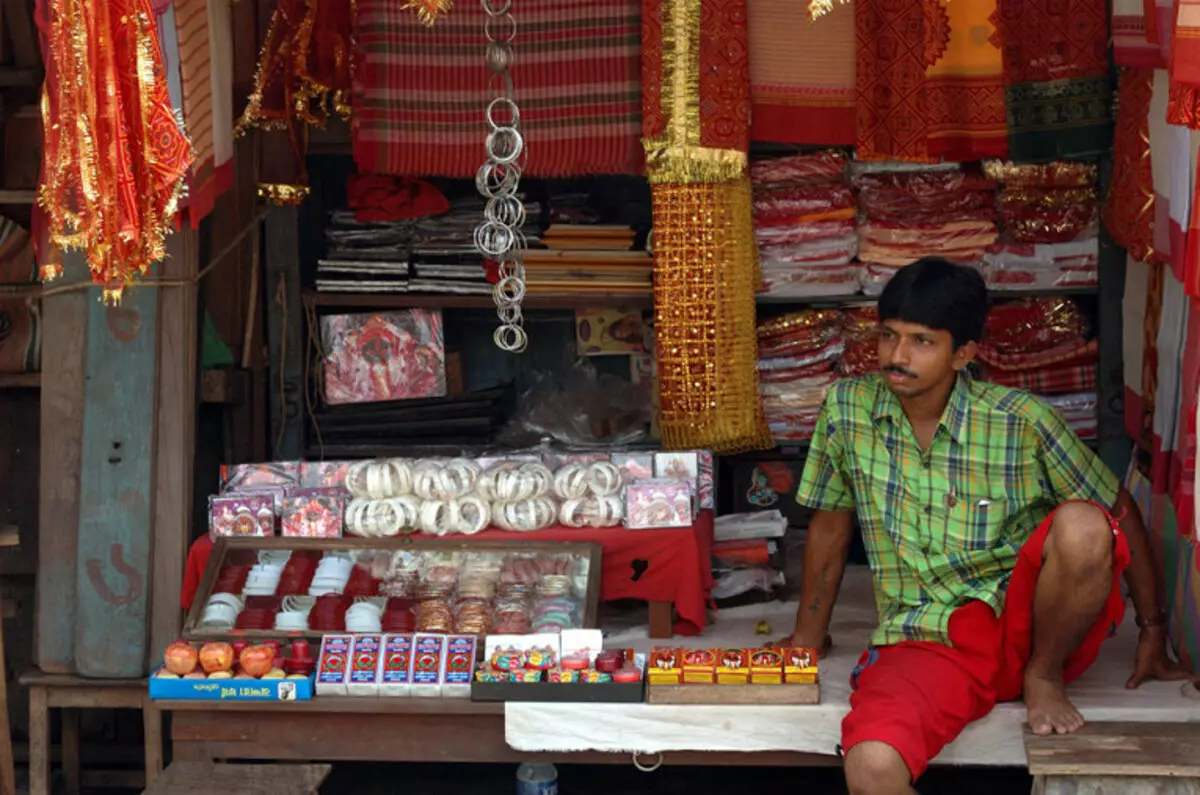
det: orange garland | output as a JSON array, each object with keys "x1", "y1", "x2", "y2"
[{"x1": 36, "y1": 0, "x2": 193, "y2": 302}]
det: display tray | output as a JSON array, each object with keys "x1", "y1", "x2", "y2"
[
  {"x1": 471, "y1": 680, "x2": 645, "y2": 704},
  {"x1": 184, "y1": 536, "x2": 603, "y2": 642},
  {"x1": 149, "y1": 668, "x2": 315, "y2": 702},
  {"x1": 646, "y1": 683, "x2": 819, "y2": 705}
]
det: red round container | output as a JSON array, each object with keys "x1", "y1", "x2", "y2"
[
  {"x1": 561, "y1": 655, "x2": 589, "y2": 671},
  {"x1": 612, "y1": 666, "x2": 641, "y2": 684}
]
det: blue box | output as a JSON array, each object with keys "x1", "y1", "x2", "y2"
[{"x1": 148, "y1": 668, "x2": 314, "y2": 701}]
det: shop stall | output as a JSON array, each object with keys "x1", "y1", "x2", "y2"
[{"x1": 24, "y1": 0, "x2": 1200, "y2": 786}]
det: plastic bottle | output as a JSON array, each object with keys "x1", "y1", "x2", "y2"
[{"x1": 515, "y1": 762, "x2": 558, "y2": 795}]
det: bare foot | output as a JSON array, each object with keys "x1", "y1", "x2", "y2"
[{"x1": 1025, "y1": 673, "x2": 1085, "y2": 736}]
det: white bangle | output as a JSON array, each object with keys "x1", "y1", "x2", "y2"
[
  {"x1": 559, "y1": 498, "x2": 587, "y2": 527},
  {"x1": 419, "y1": 500, "x2": 452, "y2": 535},
  {"x1": 387, "y1": 458, "x2": 414, "y2": 496},
  {"x1": 441, "y1": 458, "x2": 480, "y2": 498},
  {"x1": 521, "y1": 463, "x2": 553, "y2": 498},
  {"x1": 413, "y1": 463, "x2": 442, "y2": 501},
  {"x1": 478, "y1": 461, "x2": 520, "y2": 501},
  {"x1": 587, "y1": 461, "x2": 623, "y2": 497},
  {"x1": 452, "y1": 496, "x2": 490, "y2": 535},
  {"x1": 554, "y1": 463, "x2": 589, "y2": 500}
]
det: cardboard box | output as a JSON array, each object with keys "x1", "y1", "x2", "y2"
[
  {"x1": 749, "y1": 649, "x2": 784, "y2": 685},
  {"x1": 716, "y1": 648, "x2": 749, "y2": 685},
  {"x1": 149, "y1": 668, "x2": 313, "y2": 701},
  {"x1": 380, "y1": 634, "x2": 415, "y2": 696},
  {"x1": 315, "y1": 635, "x2": 352, "y2": 695},
  {"x1": 783, "y1": 647, "x2": 819, "y2": 684},
  {"x1": 412, "y1": 634, "x2": 447, "y2": 697},
  {"x1": 681, "y1": 648, "x2": 718, "y2": 685},
  {"x1": 442, "y1": 635, "x2": 477, "y2": 698},
  {"x1": 347, "y1": 634, "x2": 382, "y2": 696},
  {"x1": 647, "y1": 646, "x2": 682, "y2": 686}
]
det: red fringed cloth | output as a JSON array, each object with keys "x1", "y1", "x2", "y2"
[
  {"x1": 235, "y1": 0, "x2": 354, "y2": 204},
  {"x1": 35, "y1": 0, "x2": 193, "y2": 301},
  {"x1": 353, "y1": 0, "x2": 643, "y2": 178},
  {"x1": 1105, "y1": 68, "x2": 1159, "y2": 266}
]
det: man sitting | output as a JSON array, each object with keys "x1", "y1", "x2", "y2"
[{"x1": 775, "y1": 258, "x2": 1194, "y2": 795}]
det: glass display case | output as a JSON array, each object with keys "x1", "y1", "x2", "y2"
[{"x1": 183, "y1": 536, "x2": 602, "y2": 641}]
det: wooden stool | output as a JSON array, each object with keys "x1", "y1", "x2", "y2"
[
  {"x1": 144, "y1": 762, "x2": 331, "y2": 794},
  {"x1": 19, "y1": 671, "x2": 162, "y2": 795},
  {"x1": 1026, "y1": 722, "x2": 1200, "y2": 794}
]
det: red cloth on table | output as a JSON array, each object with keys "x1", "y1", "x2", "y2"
[{"x1": 181, "y1": 511, "x2": 716, "y2": 636}]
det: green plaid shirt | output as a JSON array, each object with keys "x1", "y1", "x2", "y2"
[{"x1": 797, "y1": 372, "x2": 1118, "y2": 647}]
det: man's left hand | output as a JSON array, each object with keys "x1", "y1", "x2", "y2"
[{"x1": 1127, "y1": 626, "x2": 1198, "y2": 689}]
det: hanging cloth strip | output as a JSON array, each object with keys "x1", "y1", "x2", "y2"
[
  {"x1": 747, "y1": 0, "x2": 854, "y2": 146},
  {"x1": 641, "y1": 0, "x2": 771, "y2": 453},
  {"x1": 996, "y1": 0, "x2": 1113, "y2": 161},
  {"x1": 235, "y1": 0, "x2": 354, "y2": 204},
  {"x1": 1105, "y1": 68, "x2": 1159, "y2": 266},
  {"x1": 35, "y1": 0, "x2": 194, "y2": 301}
]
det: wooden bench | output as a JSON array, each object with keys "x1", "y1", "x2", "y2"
[
  {"x1": 1026, "y1": 722, "x2": 1200, "y2": 794},
  {"x1": 19, "y1": 670, "x2": 162, "y2": 795},
  {"x1": 144, "y1": 762, "x2": 330, "y2": 794}
]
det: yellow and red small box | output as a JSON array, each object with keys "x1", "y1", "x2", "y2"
[
  {"x1": 681, "y1": 648, "x2": 718, "y2": 684},
  {"x1": 716, "y1": 648, "x2": 750, "y2": 684},
  {"x1": 648, "y1": 646, "x2": 683, "y2": 685},
  {"x1": 749, "y1": 649, "x2": 784, "y2": 684},
  {"x1": 783, "y1": 647, "x2": 819, "y2": 684}
]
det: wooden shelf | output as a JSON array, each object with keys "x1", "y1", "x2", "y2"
[
  {"x1": 304, "y1": 290, "x2": 653, "y2": 311},
  {"x1": 756, "y1": 286, "x2": 1098, "y2": 307},
  {"x1": 0, "y1": 373, "x2": 39, "y2": 389},
  {"x1": 0, "y1": 190, "x2": 36, "y2": 205}
]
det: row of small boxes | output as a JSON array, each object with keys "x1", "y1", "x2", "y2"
[
  {"x1": 316, "y1": 633, "x2": 476, "y2": 697},
  {"x1": 648, "y1": 647, "x2": 818, "y2": 686}
]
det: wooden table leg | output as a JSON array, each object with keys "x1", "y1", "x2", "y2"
[
  {"x1": 0, "y1": 605, "x2": 14, "y2": 795},
  {"x1": 61, "y1": 708, "x2": 81, "y2": 794},
  {"x1": 648, "y1": 601, "x2": 674, "y2": 639},
  {"x1": 143, "y1": 698, "x2": 164, "y2": 786},
  {"x1": 28, "y1": 686, "x2": 49, "y2": 795}
]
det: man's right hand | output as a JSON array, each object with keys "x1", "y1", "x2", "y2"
[{"x1": 766, "y1": 634, "x2": 833, "y2": 658}]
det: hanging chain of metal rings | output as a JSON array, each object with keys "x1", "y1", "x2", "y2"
[{"x1": 474, "y1": 0, "x2": 528, "y2": 353}]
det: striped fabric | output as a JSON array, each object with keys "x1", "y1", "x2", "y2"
[
  {"x1": 984, "y1": 364, "x2": 1097, "y2": 396},
  {"x1": 796, "y1": 372, "x2": 1119, "y2": 647},
  {"x1": 352, "y1": 0, "x2": 644, "y2": 177},
  {"x1": 174, "y1": 0, "x2": 233, "y2": 226}
]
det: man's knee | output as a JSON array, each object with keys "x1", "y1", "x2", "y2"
[
  {"x1": 1046, "y1": 502, "x2": 1113, "y2": 568},
  {"x1": 844, "y1": 741, "x2": 911, "y2": 795}
]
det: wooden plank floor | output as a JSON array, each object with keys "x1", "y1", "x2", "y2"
[{"x1": 1025, "y1": 722, "x2": 1200, "y2": 778}]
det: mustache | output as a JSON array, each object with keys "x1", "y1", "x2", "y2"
[{"x1": 883, "y1": 365, "x2": 917, "y2": 378}]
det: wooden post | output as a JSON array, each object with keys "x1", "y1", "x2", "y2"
[
  {"x1": 264, "y1": 205, "x2": 304, "y2": 460},
  {"x1": 35, "y1": 252, "x2": 88, "y2": 674},
  {"x1": 149, "y1": 228, "x2": 199, "y2": 667},
  {"x1": 73, "y1": 271, "x2": 160, "y2": 678}
]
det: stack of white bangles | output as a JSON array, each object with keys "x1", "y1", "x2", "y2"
[{"x1": 555, "y1": 461, "x2": 624, "y2": 528}]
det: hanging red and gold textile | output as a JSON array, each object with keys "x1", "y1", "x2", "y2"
[
  {"x1": 996, "y1": 0, "x2": 1112, "y2": 161},
  {"x1": 747, "y1": 0, "x2": 855, "y2": 146},
  {"x1": 1105, "y1": 68, "x2": 1158, "y2": 265},
  {"x1": 235, "y1": 0, "x2": 354, "y2": 204},
  {"x1": 854, "y1": 0, "x2": 1006, "y2": 163},
  {"x1": 1168, "y1": 0, "x2": 1200, "y2": 128},
  {"x1": 35, "y1": 0, "x2": 193, "y2": 301},
  {"x1": 642, "y1": 0, "x2": 771, "y2": 454},
  {"x1": 1112, "y1": 0, "x2": 1168, "y2": 68}
]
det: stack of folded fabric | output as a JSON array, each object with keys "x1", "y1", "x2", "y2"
[
  {"x1": 980, "y1": 161, "x2": 1100, "y2": 291},
  {"x1": 751, "y1": 151, "x2": 859, "y2": 298},
  {"x1": 852, "y1": 164, "x2": 999, "y2": 296},
  {"x1": 409, "y1": 196, "x2": 541, "y2": 296},
  {"x1": 319, "y1": 212, "x2": 412, "y2": 294},
  {"x1": 756, "y1": 309, "x2": 843, "y2": 441},
  {"x1": 524, "y1": 222, "x2": 652, "y2": 298},
  {"x1": 839, "y1": 305, "x2": 878, "y2": 377},
  {"x1": 977, "y1": 298, "x2": 1098, "y2": 439}
]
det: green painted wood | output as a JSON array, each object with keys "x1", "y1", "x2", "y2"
[
  {"x1": 35, "y1": 251, "x2": 89, "y2": 673},
  {"x1": 74, "y1": 273, "x2": 159, "y2": 678}
]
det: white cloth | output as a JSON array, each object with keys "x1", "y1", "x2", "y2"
[
  {"x1": 1123, "y1": 255, "x2": 1149, "y2": 401},
  {"x1": 1154, "y1": 270, "x2": 1189, "y2": 453}
]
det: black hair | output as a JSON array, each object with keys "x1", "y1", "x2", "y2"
[{"x1": 877, "y1": 258, "x2": 988, "y2": 348}]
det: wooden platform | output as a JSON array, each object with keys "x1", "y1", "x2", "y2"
[
  {"x1": 513, "y1": 567, "x2": 1198, "y2": 766},
  {"x1": 145, "y1": 762, "x2": 330, "y2": 795},
  {"x1": 1026, "y1": 722, "x2": 1200, "y2": 794},
  {"x1": 647, "y1": 683, "x2": 819, "y2": 705}
]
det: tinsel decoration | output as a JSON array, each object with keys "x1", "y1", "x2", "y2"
[
  {"x1": 35, "y1": 0, "x2": 193, "y2": 302},
  {"x1": 642, "y1": 0, "x2": 771, "y2": 454},
  {"x1": 402, "y1": 0, "x2": 454, "y2": 25},
  {"x1": 235, "y1": 0, "x2": 355, "y2": 204}
]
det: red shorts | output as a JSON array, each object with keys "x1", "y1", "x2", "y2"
[{"x1": 840, "y1": 504, "x2": 1130, "y2": 781}]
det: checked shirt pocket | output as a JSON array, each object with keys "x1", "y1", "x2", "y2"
[{"x1": 945, "y1": 497, "x2": 1009, "y2": 551}]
